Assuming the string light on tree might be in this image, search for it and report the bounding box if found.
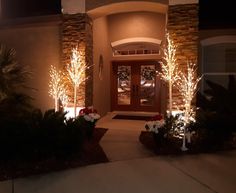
[49,65,68,112]
[60,87,69,109]
[177,62,201,151]
[160,33,179,115]
[67,47,90,118]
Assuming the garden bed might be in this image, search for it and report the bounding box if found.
[0,127,108,181]
[139,131,236,156]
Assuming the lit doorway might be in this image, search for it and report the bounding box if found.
[111,60,161,112]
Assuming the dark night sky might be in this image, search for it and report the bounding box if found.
[1,0,61,18]
[1,0,236,29]
[199,0,236,29]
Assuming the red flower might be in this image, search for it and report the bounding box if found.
[79,108,89,115]
[79,107,98,115]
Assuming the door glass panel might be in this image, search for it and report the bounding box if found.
[117,66,131,105]
[140,65,156,106]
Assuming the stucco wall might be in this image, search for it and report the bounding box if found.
[0,22,61,111]
[61,0,168,14]
[107,11,166,62]
[199,29,236,41]
[108,11,166,44]
[86,0,168,11]
[199,28,236,72]
[62,0,85,14]
[199,28,236,90]
[92,11,166,115]
[93,16,111,116]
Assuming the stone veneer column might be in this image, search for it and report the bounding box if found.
[167,2,198,109]
[61,13,93,107]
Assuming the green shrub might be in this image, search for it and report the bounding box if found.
[0,108,88,162]
[195,75,236,149]
[193,109,233,151]
[197,75,236,131]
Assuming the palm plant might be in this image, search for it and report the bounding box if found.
[0,43,31,101]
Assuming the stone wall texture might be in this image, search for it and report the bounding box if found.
[61,13,93,107]
[167,3,199,109]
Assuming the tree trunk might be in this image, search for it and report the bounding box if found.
[169,80,172,115]
[74,85,77,118]
[181,122,188,151]
[55,97,58,112]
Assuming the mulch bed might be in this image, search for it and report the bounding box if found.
[0,127,109,181]
[139,131,236,156]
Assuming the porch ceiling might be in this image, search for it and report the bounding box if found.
[87,1,168,19]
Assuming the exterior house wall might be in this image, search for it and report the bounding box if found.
[86,0,168,11]
[61,1,168,115]
[92,11,167,115]
[108,11,167,113]
[107,11,166,62]
[0,0,200,115]
[167,3,199,109]
[108,12,166,43]
[0,19,61,111]
[61,0,199,114]
[199,29,236,90]
[62,0,85,14]
[93,16,111,116]
[61,13,93,107]
[199,29,236,41]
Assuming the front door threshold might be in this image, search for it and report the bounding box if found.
[110,111,159,116]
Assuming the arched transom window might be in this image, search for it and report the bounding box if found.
[111,37,162,56]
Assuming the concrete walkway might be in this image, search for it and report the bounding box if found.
[0,112,236,193]
[96,112,154,161]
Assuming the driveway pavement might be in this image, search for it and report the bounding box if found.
[0,112,235,193]
[1,152,236,193]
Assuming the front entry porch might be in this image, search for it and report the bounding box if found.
[96,111,156,161]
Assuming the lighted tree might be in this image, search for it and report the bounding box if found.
[49,65,68,112]
[160,33,179,115]
[177,62,201,151]
[60,89,69,109]
[67,47,88,118]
